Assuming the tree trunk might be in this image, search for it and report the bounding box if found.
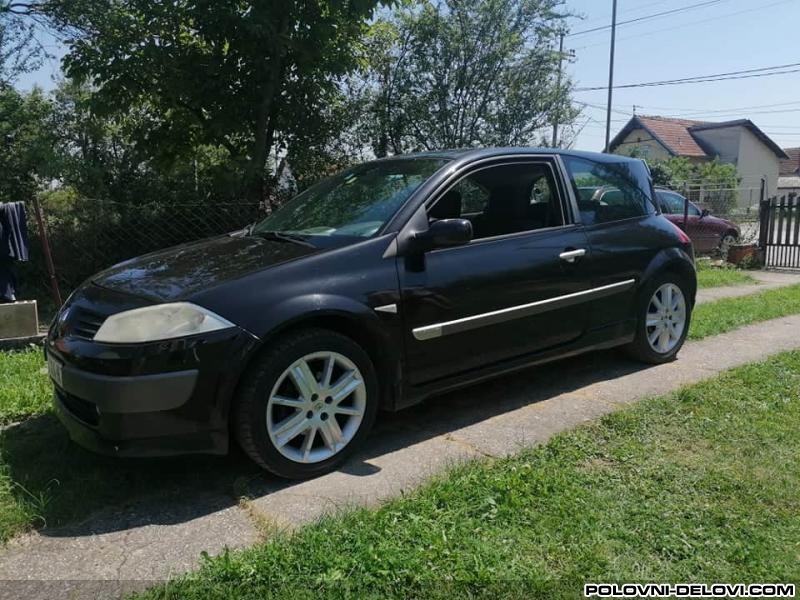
[247,14,291,202]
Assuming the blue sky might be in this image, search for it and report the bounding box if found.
[564,0,800,152]
[16,0,800,154]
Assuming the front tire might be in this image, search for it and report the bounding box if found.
[233,328,378,479]
[719,232,737,258]
[625,273,692,364]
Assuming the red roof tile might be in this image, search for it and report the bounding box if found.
[635,116,708,157]
[780,147,800,176]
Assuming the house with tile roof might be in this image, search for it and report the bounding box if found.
[608,115,788,200]
[778,147,800,195]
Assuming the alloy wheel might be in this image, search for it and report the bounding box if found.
[266,351,366,464]
[646,283,687,354]
[719,234,736,257]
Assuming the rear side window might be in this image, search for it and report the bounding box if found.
[658,191,686,214]
[563,157,655,225]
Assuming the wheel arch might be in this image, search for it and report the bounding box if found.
[229,299,403,417]
[723,228,739,239]
[641,248,697,306]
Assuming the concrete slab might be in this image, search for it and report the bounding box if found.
[2,314,800,598]
[0,333,45,351]
[0,492,259,600]
[0,301,38,339]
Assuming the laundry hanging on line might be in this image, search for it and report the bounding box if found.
[0,202,31,303]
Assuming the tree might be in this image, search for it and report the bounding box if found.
[36,0,386,201]
[0,86,55,203]
[0,1,47,85]
[646,156,740,214]
[352,0,576,156]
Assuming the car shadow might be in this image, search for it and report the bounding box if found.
[0,348,652,539]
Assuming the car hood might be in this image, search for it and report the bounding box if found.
[92,233,319,302]
[708,215,738,229]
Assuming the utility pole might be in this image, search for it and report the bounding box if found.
[603,0,618,153]
[551,32,565,148]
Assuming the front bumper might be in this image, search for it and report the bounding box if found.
[48,326,259,458]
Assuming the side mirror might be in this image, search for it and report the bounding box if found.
[701,208,710,218]
[412,218,473,252]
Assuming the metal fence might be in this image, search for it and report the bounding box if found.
[21,200,266,319]
[759,193,800,269]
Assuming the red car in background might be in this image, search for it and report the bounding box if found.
[655,188,740,254]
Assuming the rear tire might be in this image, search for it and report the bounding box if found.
[233,328,378,479]
[624,272,692,364]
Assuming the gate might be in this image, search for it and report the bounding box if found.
[759,194,800,269]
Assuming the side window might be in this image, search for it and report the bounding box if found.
[457,179,490,214]
[529,175,553,205]
[427,162,565,240]
[658,192,686,214]
[563,157,654,225]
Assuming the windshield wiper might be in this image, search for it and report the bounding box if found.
[253,230,316,248]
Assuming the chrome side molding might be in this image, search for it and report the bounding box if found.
[412,279,636,341]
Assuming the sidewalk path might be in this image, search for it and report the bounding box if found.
[2,312,800,599]
[696,269,800,304]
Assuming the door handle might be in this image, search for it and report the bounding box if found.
[559,248,586,263]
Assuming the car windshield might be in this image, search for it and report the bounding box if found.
[253,158,449,238]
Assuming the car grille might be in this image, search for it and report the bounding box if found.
[56,388,99,426]
[69,307,106,340]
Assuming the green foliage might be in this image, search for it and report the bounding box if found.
[648,156,740,214]
[43,0,386,200]
[0,2,46,85]
[353,0,576,155]
[0,86,55,203]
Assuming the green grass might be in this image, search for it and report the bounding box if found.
[690,283,800,339]
[130,352,800,599]
[0,351,260,543]
[695,262,756,289]
[0,414,260,543]
[1,282,800,547]
[0,348,52,425]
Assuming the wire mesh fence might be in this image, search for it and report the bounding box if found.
[654,183,764,259]
[19,199,266,319]
[12,183,775,323]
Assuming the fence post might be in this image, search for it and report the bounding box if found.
[758,195,770,250]
[31,197,62,308]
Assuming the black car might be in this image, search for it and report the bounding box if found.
[46,148,696,479]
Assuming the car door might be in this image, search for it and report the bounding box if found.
[658,191,716,252]
[562,156,665,328]
[687,203,722,252]
[397,157,595,386]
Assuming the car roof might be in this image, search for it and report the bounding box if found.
[371,147,647,165]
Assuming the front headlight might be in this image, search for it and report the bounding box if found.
[93,302,235,343]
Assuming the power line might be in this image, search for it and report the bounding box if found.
[633,100,800,114]
[573,0,672,29]
[574,62,800,92]
[572,0,793,52]
[567,0,727,37]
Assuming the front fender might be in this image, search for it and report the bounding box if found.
[258,293,389,341]
[238,293,405,411]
